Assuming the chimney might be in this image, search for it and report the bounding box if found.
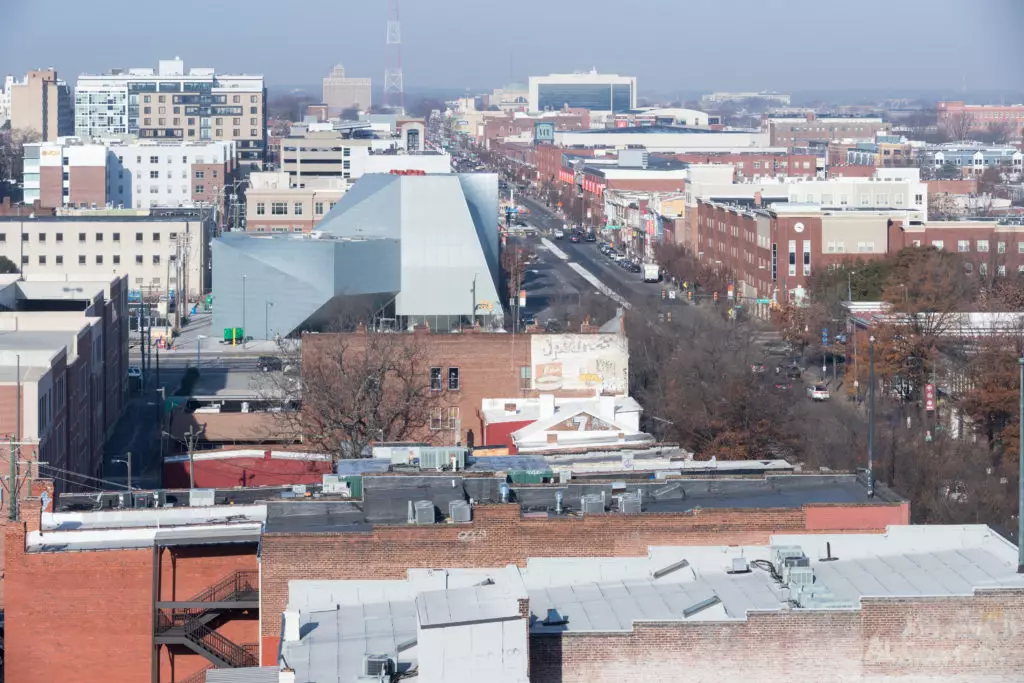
[283,609,301,642]
[539,394,555,420]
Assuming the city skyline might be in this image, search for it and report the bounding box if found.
[1,0,1022,93]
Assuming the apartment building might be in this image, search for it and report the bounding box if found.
[668,151,818,180]
[321,64,371,116]
[244,171,345,233]
[75,58,266,169]
[8,69,73,141]
[937,100,1024,137]
[927,145,1023,176]
[21,137,236,218]
[763,113,890,147]
[0,274,128,495]
[0,75,13,127]
[0,209,211,301]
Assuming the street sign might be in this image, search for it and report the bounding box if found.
[822,327,829,345]
[519,290,526,308]
[925,383,936,412]
[756,298,771,305]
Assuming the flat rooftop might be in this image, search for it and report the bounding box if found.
[270,525,1024,683]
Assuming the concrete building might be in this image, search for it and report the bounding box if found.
[8,69,73,141]
[529,71,637,114]
[486,82,530,112]
[279,127,448,184]
[0,209,212,302]
[244,171,346,233]
[701,91,792,106]
[321,64,371,116]
[764,113,891,147]
[937,100,1024,138]
[74,58,267,169]
[21,137,237,214]
[0,75,13,128]
[611,107,715,129]
[555,126,770,151]
[212,173,500,339]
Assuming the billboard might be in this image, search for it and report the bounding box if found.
[531,334,628,394]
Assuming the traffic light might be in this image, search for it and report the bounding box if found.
[661,289,666,300]
[713,291,719,303]
[666,311,672,322]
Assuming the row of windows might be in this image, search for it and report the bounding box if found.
[140,121,258,138]
[255,201,334,216]
[126,155,221,166]
[2,231,177,243]
[21,253,172,266]
[144,94,259,104]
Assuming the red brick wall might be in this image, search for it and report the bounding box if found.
[4,520,258,683]
[163,455,333,489]
[39,165,62,208]
[483,418,534,450]
[67,165,107,208]
[804,501,910,529]
[258,502,905,659]
[530,592,1024,683]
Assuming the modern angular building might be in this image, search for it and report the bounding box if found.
[211,173,501,338]
[528,71,637,114]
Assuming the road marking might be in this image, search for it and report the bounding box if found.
[568,263,632,310]
[541,238,570,261]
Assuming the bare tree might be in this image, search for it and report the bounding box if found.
[264,329,451,460]
[943,110,972,142]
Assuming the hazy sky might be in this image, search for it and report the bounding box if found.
[2,0,1022,94]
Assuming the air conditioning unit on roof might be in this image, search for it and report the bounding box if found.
[414,500,435,525]
[363,654,392,678]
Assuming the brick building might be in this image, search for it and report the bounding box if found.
[697,199,1024,307]
[763,113,891,148]
[668,151,818,180]
[937,100,1024,138]
[481,110,590,145]
[302,327,629,446]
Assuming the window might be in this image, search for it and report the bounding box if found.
[294,202,303,215]
[20,255,28,265]
[250,129,258,137]
[233,118,240,125]
[958,240,970,252]
[95,255,103,265]
[56,255,63,265]
[78,255,86,265]
[271,202,287,215]
[250,106,258,115]
[149,156,159,164]
[38,255,46,265]
[215,129,223,136]
[251,95,258,103]
[915,194,924,205]
[447,367,460,391]
[37,232,46,243]
[136,232,143,242]
[256,202,266,215]
[195,170,205,179]
[431,407,460,431]
[998,241,1006,254]
[78,232,86,242]
[232,129,240,137]
[315,201,324,215]
[136,255,143,264]
[144,106,152,114]
[977,240,989,253]
[979,263,988,276]
[932,240,944,250]
[158,106,166,114]
[150,170,159,179]
[113,232,120,242]
[152,255,160,265]
[95,232,103,242]
[195,185,205,193]
[429,367,443,391]
[153,232,160,241]
[215,118,223,125]
[519,366,532,390]
[250,118,257,126]
[233,95,240,104]
[113,255,120,265]
[143,95,151,103]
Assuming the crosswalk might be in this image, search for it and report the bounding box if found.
[749,330,785,346]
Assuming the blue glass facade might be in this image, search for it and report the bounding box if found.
[537,83,633,113]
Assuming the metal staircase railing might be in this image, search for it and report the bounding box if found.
[183,618,259,669]
[177,665,212,683]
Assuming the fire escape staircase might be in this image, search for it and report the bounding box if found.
[154,570,259,669]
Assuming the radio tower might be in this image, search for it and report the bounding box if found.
[384,0,405,114]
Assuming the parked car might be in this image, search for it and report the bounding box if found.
[570,232,582,243]
[774,381,794,391]
[807,384,830,401]
[751,363,766,374]
[258,355,284,372]
[585,232,597,242]
[553,228,565,240]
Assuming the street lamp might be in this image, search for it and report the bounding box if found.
[265,300,274,340]
[110,452,132,490]
[868,335,876,497]
[241,274,247,346]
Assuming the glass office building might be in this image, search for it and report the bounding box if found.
[537,83,634,113]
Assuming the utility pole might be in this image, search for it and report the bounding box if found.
[1018,357,1023,572]
[184,426,204,489]
[471,273,478,328]
[126,451,132,491]
[8,437,17,521]
[868,335,876,497]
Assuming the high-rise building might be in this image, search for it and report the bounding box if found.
[0,75,14,128]
[321,64,371,116]
[8,69,73,141]
[528,71,637,114]
[74,58,266,170]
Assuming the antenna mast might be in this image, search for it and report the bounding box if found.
[384,0,405,114]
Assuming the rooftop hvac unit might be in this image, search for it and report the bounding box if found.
[619,493,641,515]
[188,489,216,507]
[449,500,472,523]
[420,447,466,471]
[133,492,155,509]
[581,493,605,516]
[322,474,348,495]
[772,545,806,570]
[414,500,435,525]
[363,654,393,678]
[786,566,815,587]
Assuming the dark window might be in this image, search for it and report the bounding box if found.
[38,255,46,265]
[113,232,120,242]
[38,232,45,242]
[447,367,460,391]
[113,255,120,265]
[21,255,28,265]
[536,83,633,113]
[56,232,63,242]
[96,255,103,265]
[79,232,86,242]
[136,255,143,264]
[136,232,143,242]
[78,255,86,265]
[56,255,63,265]
[429,367,442,391]
[96,232,103,242]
